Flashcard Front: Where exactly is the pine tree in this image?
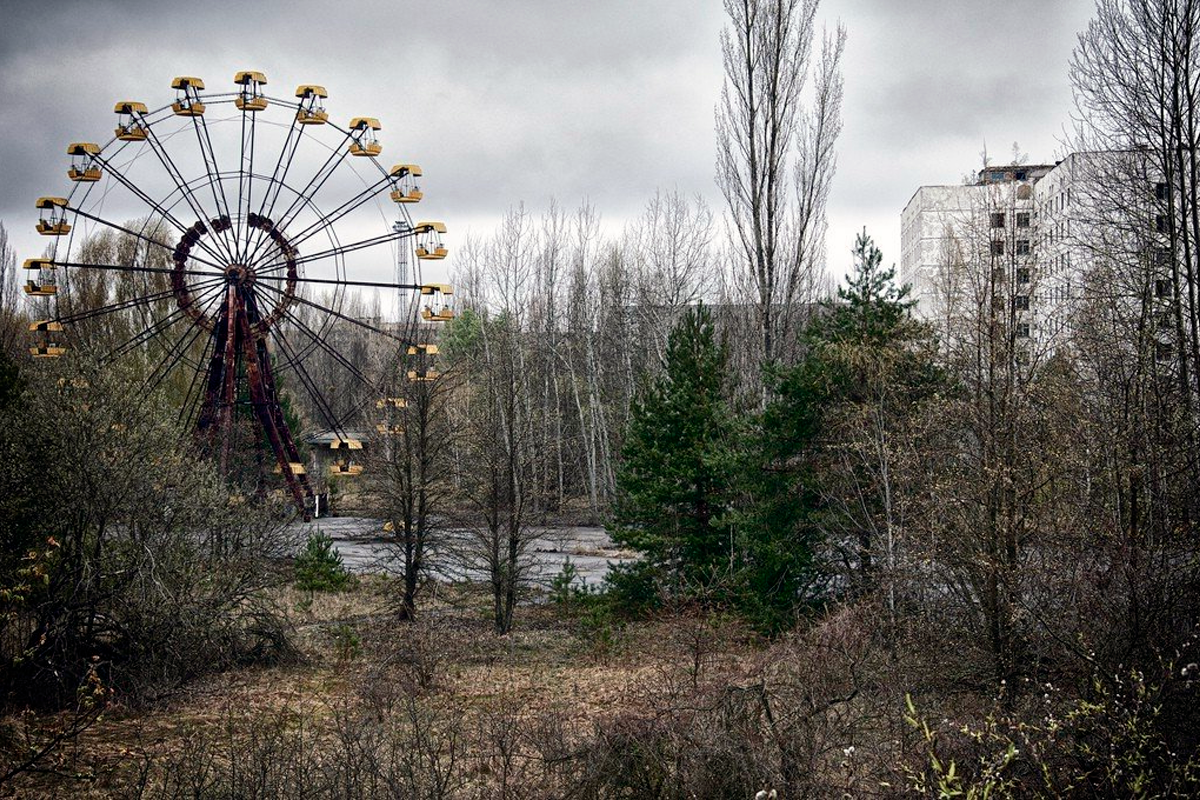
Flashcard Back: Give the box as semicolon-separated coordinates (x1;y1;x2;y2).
821;227;916;346
611;305;736;598
799;228;939;602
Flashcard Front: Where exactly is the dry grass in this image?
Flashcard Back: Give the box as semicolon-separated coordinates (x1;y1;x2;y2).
1;577;766;798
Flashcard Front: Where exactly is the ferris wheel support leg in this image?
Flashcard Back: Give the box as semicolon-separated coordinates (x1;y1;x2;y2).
239;305;313;520
218;287;241;476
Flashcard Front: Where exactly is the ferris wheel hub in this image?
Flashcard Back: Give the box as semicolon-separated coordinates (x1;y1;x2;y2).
224;264;254;285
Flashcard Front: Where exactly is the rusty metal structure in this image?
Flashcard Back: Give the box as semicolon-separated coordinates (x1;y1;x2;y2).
25;72;455;518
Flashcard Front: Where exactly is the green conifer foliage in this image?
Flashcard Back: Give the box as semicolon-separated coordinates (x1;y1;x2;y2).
611;305;737;598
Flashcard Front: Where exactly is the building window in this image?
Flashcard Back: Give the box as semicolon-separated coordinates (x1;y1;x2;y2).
1155;278;1171;298
1015;170;1027;181
1156;341;1172;363
989;171;1006;182
990;212;1006;228
1159;310;1174;331
1016;267;1030;284
1016;240;1031;256
1156;214;1168;233
1014;295;1030;310
992;266;1006;284
1016;322;1030;338
1016;212;1031;228
1154;248;1171;267
1156;182;1168;201
991;240;1005;256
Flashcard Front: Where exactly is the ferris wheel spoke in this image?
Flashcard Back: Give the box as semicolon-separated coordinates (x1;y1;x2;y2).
137;113;238;264
243;287;346;434
253;272;425;291
51;260;222;281
244;129;356;267
178;326;219;430
243;107;306;263
105;281;225;362
254;280;410;344
272;304;382;393
67;206;228;272
257;227;416;275
234;104;262;260
275;173;395;252
189;112;238;252
54;279;222;325
90;153;230;266
267;322;352;435
142;296;224;398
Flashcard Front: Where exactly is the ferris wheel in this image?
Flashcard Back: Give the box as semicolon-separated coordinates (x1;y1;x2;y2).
24;71;455;518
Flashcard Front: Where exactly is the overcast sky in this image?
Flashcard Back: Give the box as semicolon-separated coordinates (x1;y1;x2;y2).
0;0;1096;284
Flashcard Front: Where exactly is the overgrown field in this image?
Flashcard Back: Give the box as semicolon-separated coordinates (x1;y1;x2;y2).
4;573;1198;798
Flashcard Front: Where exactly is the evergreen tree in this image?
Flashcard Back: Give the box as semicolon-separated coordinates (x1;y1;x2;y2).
726;357;826;629
798;228;940;601
818;227;917;347
611;305;736;600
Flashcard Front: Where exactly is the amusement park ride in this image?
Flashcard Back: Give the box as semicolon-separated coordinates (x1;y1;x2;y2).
23;72;455;519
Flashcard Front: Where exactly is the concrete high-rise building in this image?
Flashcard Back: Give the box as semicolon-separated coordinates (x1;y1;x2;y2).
901;150;1175;361
902;146;1185;391
899;154;1156;360
901;163;1058;346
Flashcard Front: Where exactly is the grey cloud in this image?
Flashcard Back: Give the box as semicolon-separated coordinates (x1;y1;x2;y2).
1;0;1097;281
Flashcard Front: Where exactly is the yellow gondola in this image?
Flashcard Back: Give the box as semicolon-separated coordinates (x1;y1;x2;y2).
376;423;405;435
35;197;70;236
114;101;149;141
171;76;206;116
29;320;66;359
376;397;408;409
234;70;268;111
414;221;448;260
295;84;329;124
330;461;364;477
67;142;102;182
23;257;57;296
330;438;363;450
273;461;307;475
389;163;423;203
348;117;382;156
407;343;439;356
407;369;441;382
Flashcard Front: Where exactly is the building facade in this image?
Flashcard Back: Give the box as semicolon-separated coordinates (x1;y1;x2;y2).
901;151;1174;364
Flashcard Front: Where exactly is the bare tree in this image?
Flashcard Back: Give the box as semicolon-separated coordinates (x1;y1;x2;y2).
625;190;717;359
0;222;23;360
370;364;456;621
716;0;845;368
450;207;544;634
1072;0;1200;436
1069;1;1200;657
915;171;1080;686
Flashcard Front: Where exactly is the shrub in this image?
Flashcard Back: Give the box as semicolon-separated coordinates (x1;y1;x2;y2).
294;530;351;592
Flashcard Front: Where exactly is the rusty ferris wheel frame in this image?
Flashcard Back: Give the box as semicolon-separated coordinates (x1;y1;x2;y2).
25;72;454;519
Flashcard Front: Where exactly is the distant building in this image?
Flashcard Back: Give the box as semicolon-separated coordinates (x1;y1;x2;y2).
900;163;1057;350
902;151;1172;362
